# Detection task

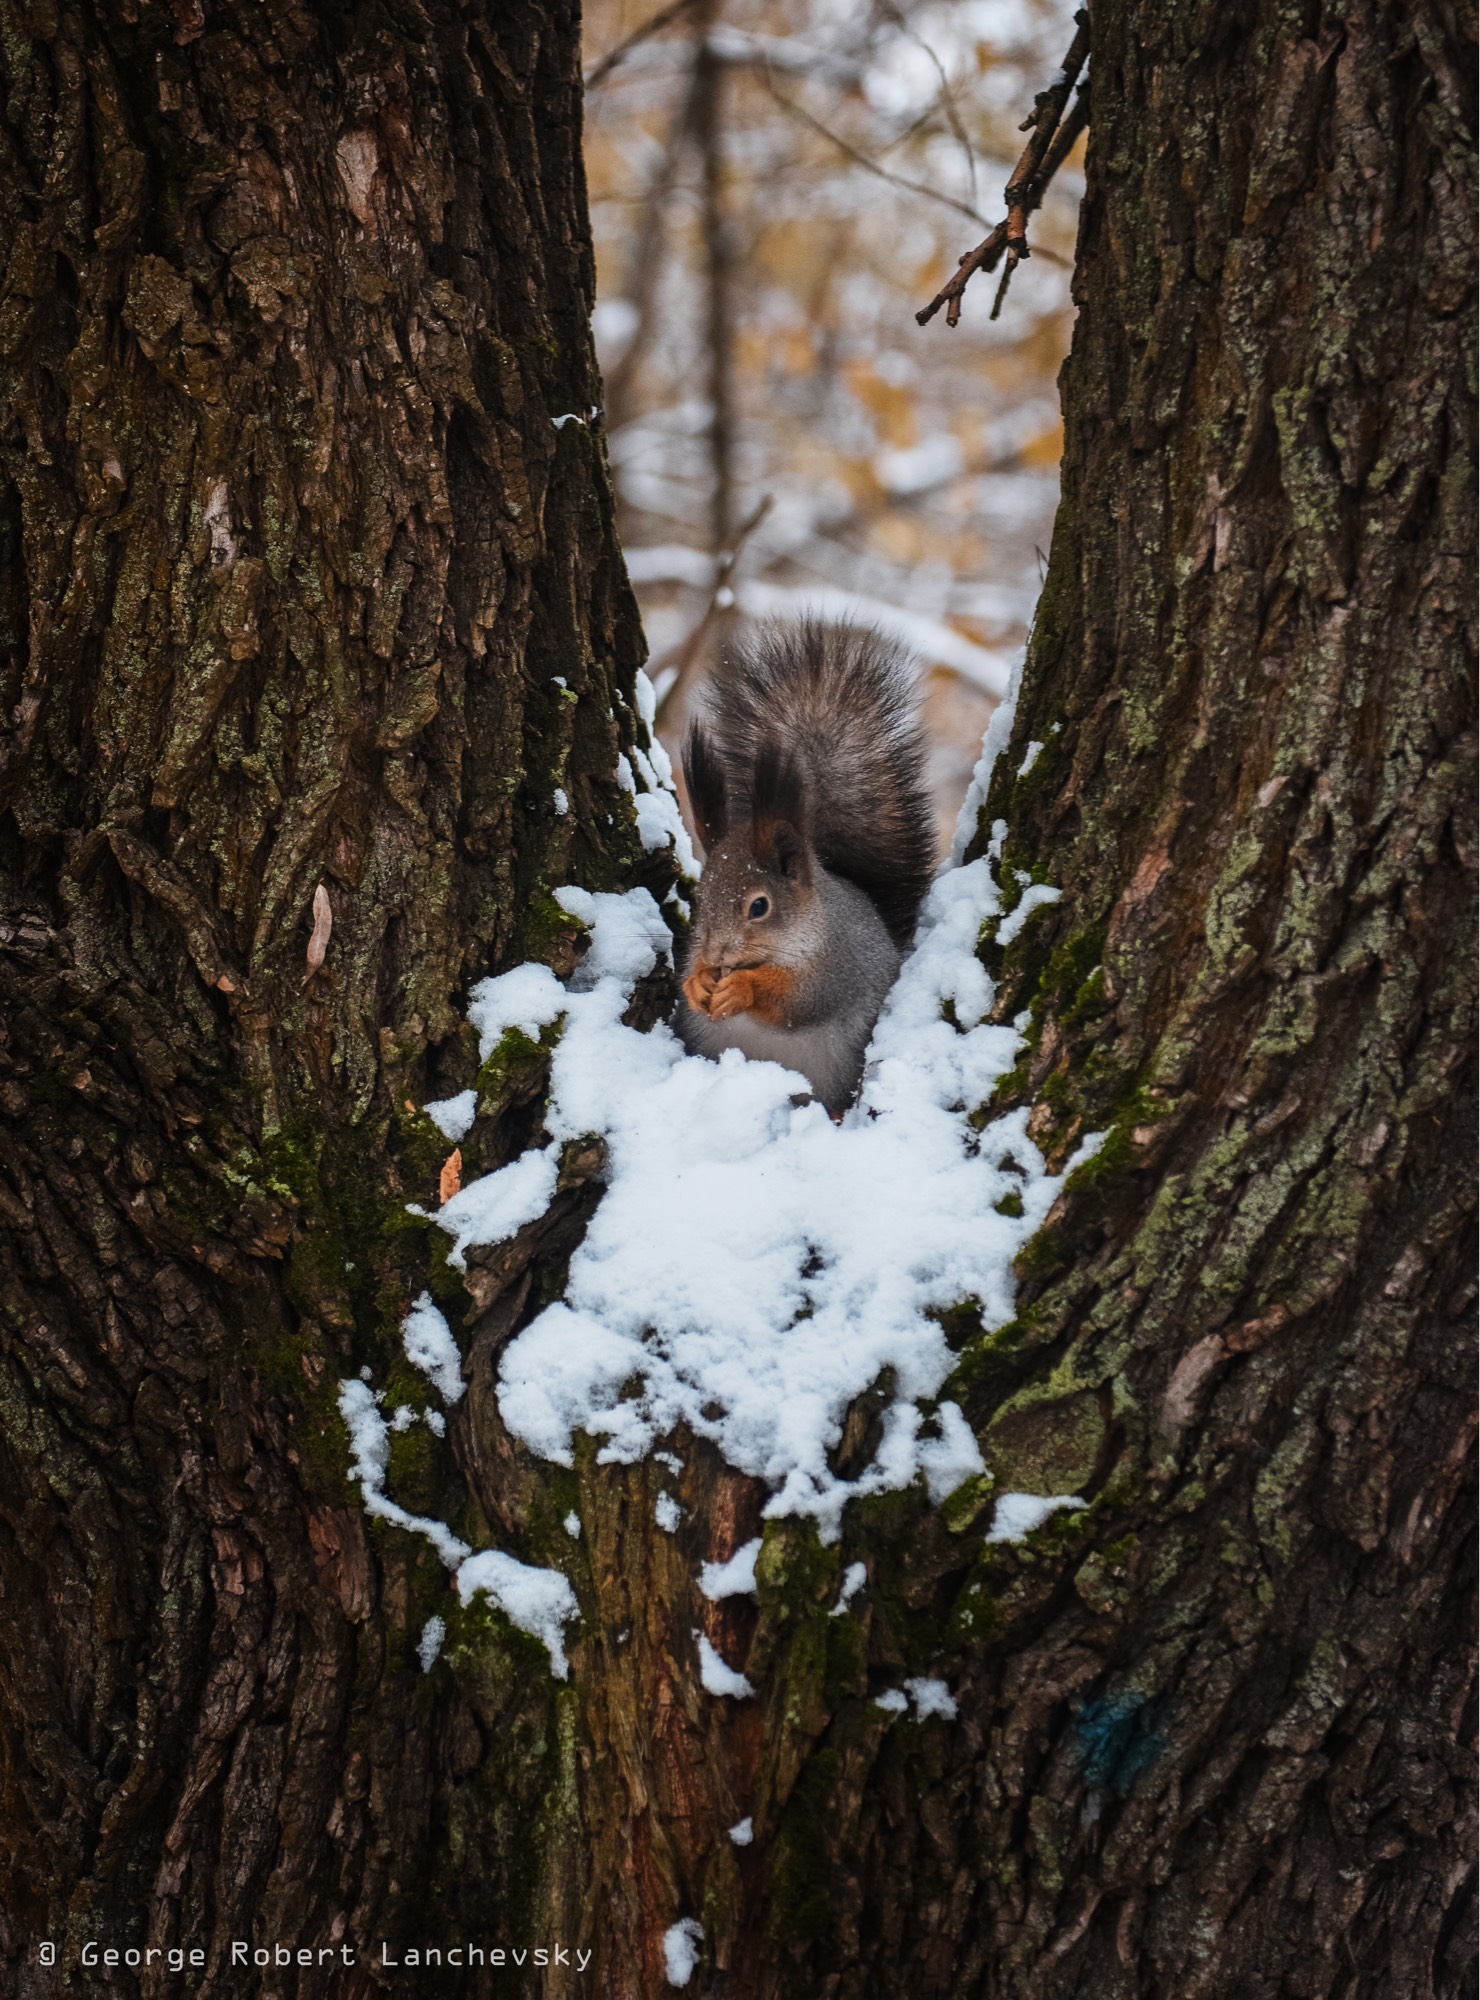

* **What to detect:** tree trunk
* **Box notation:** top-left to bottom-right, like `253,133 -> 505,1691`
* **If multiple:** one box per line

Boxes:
672,2 -> 1475,1994
1,2 -> 1474,1999
0,1 -> 667,1991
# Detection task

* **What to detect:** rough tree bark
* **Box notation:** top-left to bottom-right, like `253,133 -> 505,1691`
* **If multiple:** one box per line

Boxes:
0,2 -> 668,1993
679,2 -> 1475,1995
1,4 -> 1474,2000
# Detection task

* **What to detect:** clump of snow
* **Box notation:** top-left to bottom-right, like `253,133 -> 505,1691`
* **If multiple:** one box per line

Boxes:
700,1538 -> 762,1600
338,1379 -> 470,1569
401,1292 -> 465,1403
905,1676 -> 958,1720
1019,738 -> 1044,776
694,1632 -> 754,1699
338,1378 -> 578,1680
830,1561 -> 867,1615
418,1616 -> 446,1672
655,1493 -> 682,1533
663,1919 -> 703,1988
423,1089 -> 477,1141
431,1147 -> 559,1272
997,882 -> 1062,946
729,1818 -> 754,1846
875,1680 -> 956,1719
610,678 -> 701,876
564,1511 -> 582,1539
632,773 -> 696,866
986,1491 -> 1086,1543
553,786 -> 569,817
457,1551 -> 580,1679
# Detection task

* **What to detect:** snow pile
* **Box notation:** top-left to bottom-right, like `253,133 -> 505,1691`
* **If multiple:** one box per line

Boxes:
455,1551 -> 580,1680
448,846 -> 1097,1540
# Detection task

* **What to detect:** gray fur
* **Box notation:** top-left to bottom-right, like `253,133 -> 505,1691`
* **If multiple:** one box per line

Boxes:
698,620 -> 933,947
675,622 -> 932,1113
678,872 -> 900,1111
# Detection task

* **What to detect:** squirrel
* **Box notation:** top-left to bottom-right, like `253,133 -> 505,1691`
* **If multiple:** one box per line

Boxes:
675,620 -> 935,1114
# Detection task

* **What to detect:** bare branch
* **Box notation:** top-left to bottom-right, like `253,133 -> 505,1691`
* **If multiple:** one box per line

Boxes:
761,71 -> 994,231
601,45 -> 709,436
652,494 -> 774,726
585,0 -> 704,90
1002,12 -> 1091,259
878,6 -> 978,205
915,13 -> 1090,328
696,14 -> 737,557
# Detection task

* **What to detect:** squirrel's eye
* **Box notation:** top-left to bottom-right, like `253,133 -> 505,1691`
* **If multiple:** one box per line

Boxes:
746,894 -> 770,920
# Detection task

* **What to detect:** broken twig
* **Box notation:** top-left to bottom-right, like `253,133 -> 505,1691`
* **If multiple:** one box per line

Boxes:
652,493 -> 774,726
916,12 -> 1089,328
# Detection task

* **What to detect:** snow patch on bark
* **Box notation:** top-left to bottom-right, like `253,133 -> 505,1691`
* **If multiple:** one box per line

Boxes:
401,1292 -> 465,1403
986,1491 -> 1086,1542
695,1632 -> 754,1699
830,1561 -> 867,1614
417,1616 -> 446,1672
456,1552 -> 580,1680
663,1920 -> 703,1987
700,1539 -> 762,1600
424,1089 -> 477,1141
337,1379 -> 577,1679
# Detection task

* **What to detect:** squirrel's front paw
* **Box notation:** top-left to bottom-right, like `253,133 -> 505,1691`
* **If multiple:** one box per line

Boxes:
707,969 -> 754,1021
709,965 -> 792,1024
683,962 -> 719,1014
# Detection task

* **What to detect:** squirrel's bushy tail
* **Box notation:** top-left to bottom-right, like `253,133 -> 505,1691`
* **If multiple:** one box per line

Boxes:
698,620 -> 935,948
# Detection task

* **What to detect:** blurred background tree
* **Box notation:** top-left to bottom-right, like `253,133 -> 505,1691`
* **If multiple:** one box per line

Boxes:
583,0 -> 1083,847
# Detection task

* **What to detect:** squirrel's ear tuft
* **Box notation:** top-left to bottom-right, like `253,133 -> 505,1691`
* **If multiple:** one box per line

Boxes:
682,724 -> 727,852
751,744 -> 809,881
